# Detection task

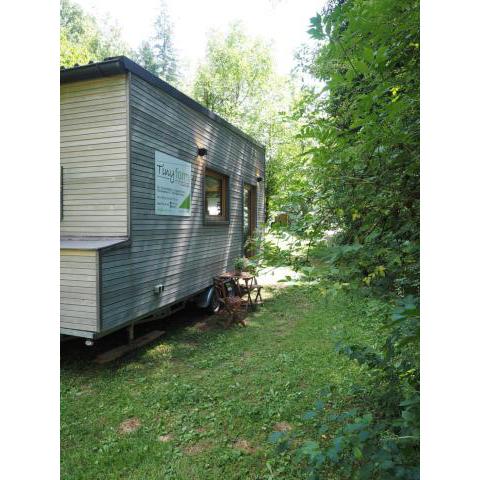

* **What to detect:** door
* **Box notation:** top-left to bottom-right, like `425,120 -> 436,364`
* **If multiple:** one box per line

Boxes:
243,183 -> 257,257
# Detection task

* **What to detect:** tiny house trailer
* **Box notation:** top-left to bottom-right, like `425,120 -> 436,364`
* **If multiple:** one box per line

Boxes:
60,56 -> 265,340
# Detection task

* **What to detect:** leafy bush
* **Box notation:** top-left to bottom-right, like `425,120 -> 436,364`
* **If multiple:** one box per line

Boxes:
246,228 -> 307,271
234,257 -> 247,272
269,0 -> 420,296
262,0 -> 419,476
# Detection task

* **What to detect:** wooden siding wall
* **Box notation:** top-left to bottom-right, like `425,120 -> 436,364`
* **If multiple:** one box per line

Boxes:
100,74 -> 265,330
60,75 -> 129,237
60,250 -> 98,332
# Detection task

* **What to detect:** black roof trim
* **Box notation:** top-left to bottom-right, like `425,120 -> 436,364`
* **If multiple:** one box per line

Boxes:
60,56 -> 265,151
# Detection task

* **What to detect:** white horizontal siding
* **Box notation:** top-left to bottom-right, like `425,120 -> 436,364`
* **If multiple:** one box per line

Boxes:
60,75 -> 129,237
60,250 -> 98,333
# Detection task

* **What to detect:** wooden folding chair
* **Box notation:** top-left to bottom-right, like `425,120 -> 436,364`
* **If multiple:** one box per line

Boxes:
241,275 -> 263,309
250,276 -> 263,306
213,277 -> 246,327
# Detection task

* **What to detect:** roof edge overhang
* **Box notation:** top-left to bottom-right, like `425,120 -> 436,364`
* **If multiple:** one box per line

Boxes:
60,236 -> 129,251
61,56 -> 266,152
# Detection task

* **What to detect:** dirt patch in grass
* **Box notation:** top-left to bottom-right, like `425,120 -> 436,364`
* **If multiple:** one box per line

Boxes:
158,434 -> 173,443
183,440 -> 212,455
195,321 -> 214,332
233,439 -> 258,454
74,386 -> 93,397
118,417 -> 141,435
273,422 -> 293,432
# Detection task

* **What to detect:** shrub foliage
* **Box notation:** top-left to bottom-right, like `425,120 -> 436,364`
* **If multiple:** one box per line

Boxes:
270,0 -> 419,295
268,0 -> 420,477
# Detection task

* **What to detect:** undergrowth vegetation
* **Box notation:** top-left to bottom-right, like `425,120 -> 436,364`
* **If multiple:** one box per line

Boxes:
268,290 -> 419,479
258,1 -> 420,477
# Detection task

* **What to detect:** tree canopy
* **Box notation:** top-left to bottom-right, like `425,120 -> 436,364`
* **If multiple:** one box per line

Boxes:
60,0 -> 130,67
190,22 -> 302,217
191,22 -> 276,137
132,0 -> 180,85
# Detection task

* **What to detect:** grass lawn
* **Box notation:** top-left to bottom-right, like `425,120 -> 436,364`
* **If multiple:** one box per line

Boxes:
61,284 -> 384,479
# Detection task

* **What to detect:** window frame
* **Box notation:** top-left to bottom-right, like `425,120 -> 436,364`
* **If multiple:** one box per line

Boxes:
242,181 -> 258,256
204,167 -> 230,225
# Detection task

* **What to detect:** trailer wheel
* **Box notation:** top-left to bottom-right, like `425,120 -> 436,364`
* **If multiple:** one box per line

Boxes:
206,291 -> 221,315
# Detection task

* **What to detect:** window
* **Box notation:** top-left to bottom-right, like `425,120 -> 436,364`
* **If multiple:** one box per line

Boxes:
205,169 -> 228,222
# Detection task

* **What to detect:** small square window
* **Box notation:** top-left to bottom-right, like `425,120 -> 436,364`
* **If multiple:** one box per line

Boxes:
205,169 -> 228,223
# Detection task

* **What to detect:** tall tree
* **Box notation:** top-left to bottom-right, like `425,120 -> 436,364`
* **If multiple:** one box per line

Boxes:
60,0 -> 130,67
132,1 -> 180,84
192,22 -> 273,134
191,22 -> 300,219
60,0 -> 89,42
132,41 -> 158,76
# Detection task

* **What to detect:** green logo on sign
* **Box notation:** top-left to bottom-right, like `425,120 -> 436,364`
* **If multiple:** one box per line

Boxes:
179,195 -> 191,209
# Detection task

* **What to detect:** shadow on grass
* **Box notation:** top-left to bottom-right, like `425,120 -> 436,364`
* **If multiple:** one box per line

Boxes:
60,286 -> 282,374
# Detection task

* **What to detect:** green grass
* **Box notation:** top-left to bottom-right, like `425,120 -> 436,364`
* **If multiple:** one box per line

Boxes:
61,285 -> 384,479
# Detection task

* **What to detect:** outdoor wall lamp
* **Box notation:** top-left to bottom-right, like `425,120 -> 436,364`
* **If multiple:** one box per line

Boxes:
197,148 -> 208,157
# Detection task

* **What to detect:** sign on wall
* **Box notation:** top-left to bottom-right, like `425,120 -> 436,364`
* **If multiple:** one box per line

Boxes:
155,151 -> 192,216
